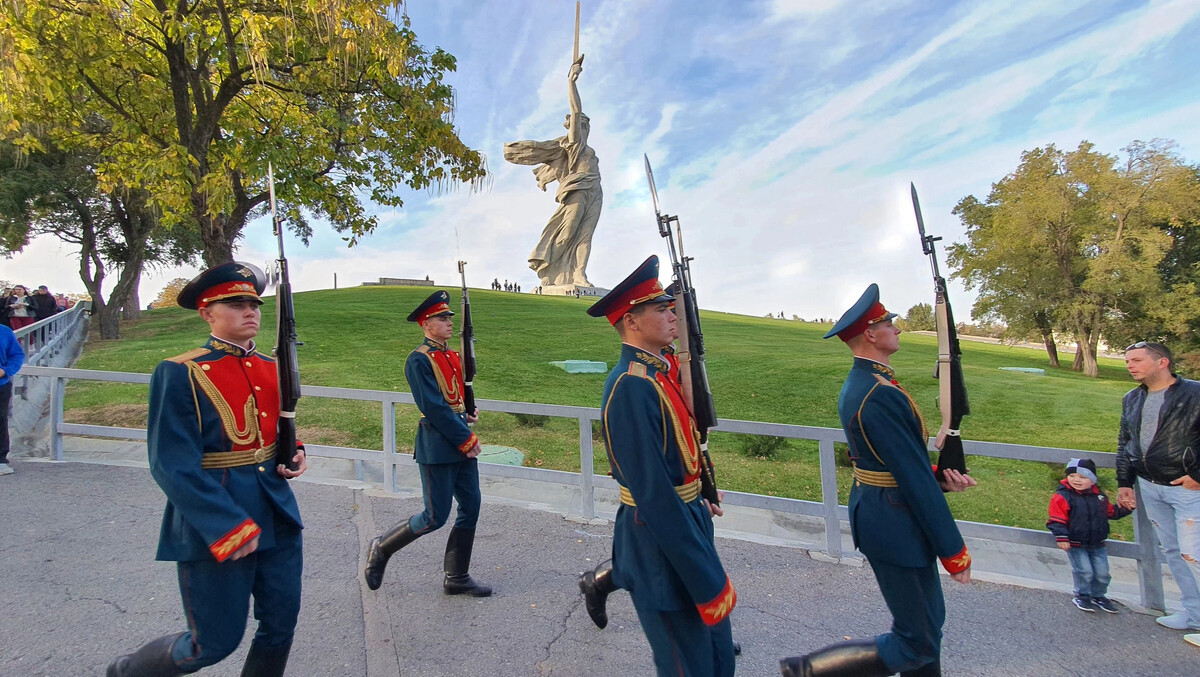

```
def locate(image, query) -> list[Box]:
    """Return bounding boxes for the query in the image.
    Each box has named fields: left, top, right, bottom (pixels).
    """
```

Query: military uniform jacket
left=602, top=344, right=736, bottom=625
left=405, top=337, right=479, bottom=464
left=840, top=357, right=970, bottom=573
left=148, top=337, right=303, bottom=563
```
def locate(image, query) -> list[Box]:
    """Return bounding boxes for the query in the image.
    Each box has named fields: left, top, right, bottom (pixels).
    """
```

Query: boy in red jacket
left=1048, top=458, right=1133, bottom=613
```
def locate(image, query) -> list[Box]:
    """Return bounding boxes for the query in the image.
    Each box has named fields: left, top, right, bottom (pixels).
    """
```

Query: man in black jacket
left=31, top=285, right=59, bottom=320
left=1115, top=342, right=1200, bottom=638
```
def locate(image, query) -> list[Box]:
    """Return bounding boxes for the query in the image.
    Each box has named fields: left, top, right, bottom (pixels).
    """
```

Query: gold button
left=261, top=412, right=268, bottom=418
left=254, top=386, right=261, bottom=391
left=245, top=361, right=253, bottom=367
left=201, top=364, right=210, bottom=371
left=258, top=466, right=265, bottom=472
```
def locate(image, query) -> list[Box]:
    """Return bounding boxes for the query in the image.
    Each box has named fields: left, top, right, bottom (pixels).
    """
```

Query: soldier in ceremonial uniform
left=363, top=290, right=491, bottom=596
left=781, top=284, right=972, bottom=677
left=587, top=255, right=736, bottom=677
left=107, top=262, right=308, bottom=677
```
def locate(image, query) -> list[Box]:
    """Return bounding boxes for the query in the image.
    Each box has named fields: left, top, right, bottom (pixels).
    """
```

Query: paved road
left=1, top=461, right=1195, bottom=676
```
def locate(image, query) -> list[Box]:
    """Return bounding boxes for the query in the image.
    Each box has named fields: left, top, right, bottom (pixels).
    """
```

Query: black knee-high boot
left=900, top=658, right=940, bottom=676
left=578, top=564, right=617, bottom=629
left=364, top=521, right=420, bottom=591
left=240, top=640, right=292, bottom=677
left=779, top=638, right=890, bottom=677
left=106, top=632, right=186, bottom=677
left=442, top=526, right=492, bottom=596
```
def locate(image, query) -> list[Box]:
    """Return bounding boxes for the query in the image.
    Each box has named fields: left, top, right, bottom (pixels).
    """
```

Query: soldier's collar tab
left=207, top=335, right=255, bottom=356
left=423, top=337, right=448, bottom=351
left=854, top=356, right=894, bottom=379
left=624, top=343, right=668, bottom=372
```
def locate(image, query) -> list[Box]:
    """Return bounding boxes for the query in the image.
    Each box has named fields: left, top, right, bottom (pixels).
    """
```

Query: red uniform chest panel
left=428, top=349, right=465, bottom=406
left=191, top=353, right=280, bottom=450
left=655, top=370, right=701, bottom=481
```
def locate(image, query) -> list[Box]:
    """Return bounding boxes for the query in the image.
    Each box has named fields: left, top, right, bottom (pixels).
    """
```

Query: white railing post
left=382, top=400, right=397, bottom=493
left=50, top=376, right=65, bottom=461
left=818, top=437, right=842, bottom=559
left=579, top=416, right=595, bottom=518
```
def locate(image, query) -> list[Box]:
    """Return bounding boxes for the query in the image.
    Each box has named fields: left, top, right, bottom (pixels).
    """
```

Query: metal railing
left=13, top=302, right=90, bottom=365
left=21, top=364, right=1165, bottom=610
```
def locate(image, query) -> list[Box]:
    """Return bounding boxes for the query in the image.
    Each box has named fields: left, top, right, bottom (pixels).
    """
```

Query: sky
left=7, top=0, right=1200, bottom=321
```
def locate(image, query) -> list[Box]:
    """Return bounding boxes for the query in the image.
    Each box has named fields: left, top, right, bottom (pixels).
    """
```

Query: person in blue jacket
left=0, top=322, right=25, bottom=476
left=363, top=290, right=491, bottom=596
left=107, top=262, right=308, bottom=677
left=587, top=255, right=736, bottom=677
left=781, top=284, right=973, bottom=677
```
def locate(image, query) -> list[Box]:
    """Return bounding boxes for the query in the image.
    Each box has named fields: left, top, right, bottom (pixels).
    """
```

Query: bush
left=738, top=434, right=788, bottom=459
left=513, top=412, right=550, bottom=428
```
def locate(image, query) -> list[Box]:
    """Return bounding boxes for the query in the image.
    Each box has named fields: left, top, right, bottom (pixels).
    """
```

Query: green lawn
left=66, top=285, right=1138, bottom=539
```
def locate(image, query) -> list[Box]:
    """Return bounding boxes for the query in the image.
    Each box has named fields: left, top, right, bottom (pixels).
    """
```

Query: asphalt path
left=1, top=461, right=1195, bottom=676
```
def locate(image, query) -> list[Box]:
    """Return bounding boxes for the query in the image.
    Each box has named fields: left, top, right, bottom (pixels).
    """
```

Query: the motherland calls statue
left=503, top=54, right=601, bottom=289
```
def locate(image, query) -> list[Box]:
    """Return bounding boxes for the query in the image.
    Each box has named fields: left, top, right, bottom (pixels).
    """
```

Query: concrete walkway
left=2, top=457, right=1197, bottom=676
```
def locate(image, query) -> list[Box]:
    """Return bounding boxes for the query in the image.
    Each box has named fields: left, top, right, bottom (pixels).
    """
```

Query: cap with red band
left=587, top=255, right=674, bottom=326
left=822, top=283, right=897, bottom=342
left=177, top=262, right=266, bottom=310
left=407, top=290, right=455, bottom=324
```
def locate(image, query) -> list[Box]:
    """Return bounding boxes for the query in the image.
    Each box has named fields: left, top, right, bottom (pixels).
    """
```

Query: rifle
left=645, top=154, right=720, bottom=506
left=911, top=182, right=969, bottom=481
left=457, top=260, right=477, bottom=416
left=268, top=163, right=301, bottom=471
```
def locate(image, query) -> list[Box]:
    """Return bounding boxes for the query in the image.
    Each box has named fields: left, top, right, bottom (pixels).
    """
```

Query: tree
left=0, top=135, right=198, bottom=338
left=151, top=277, right=191, bottom=309
left=1, top=1, right=487, bottom=266
left=949, top=140, right=1200, bottom=376
left=901, top=303, right=935, bottom=332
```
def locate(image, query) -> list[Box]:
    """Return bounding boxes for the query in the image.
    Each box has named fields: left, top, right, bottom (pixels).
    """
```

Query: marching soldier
left=587, top=256, right=736, bottom=677
left=363, top=290, right=491, bottom=596
left=107, top=262, right=308, bottom=677
left=781, top=284, right=972, bottom=677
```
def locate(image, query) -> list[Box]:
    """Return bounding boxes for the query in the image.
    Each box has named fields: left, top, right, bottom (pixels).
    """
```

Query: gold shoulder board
left=167, top=348, right=209, bottom=364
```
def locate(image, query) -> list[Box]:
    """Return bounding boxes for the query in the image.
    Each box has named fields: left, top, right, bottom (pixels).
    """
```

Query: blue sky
left=12, top=0, right=1200, bottom=321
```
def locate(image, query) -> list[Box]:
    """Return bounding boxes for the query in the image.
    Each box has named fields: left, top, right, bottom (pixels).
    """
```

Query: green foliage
left=900, top=302, right=935, bottom=331
left=949, top=139, right=1200, bottom=377
left=0, top=1, right=487, bottom=264
left=65, top=286, right=1139, bottom=538
left=737, top=434, right=788, bottom=459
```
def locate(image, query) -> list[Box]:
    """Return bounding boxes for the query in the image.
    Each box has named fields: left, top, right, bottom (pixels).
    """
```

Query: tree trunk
left=1072, top=347, right=1084, bottom=372
left=1043, top=337, right=1060, bottom=367
left=1034, top=310, right=1059, bottom=368
left=122, top=279, right=141, bottom=320
left=198, top=210, right=240, bottom=266
left=95, top=302, right=120, bottom=339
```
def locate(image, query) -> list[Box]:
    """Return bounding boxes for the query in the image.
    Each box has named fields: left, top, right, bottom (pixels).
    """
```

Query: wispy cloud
left=16, top=0, right=1200, bottom=325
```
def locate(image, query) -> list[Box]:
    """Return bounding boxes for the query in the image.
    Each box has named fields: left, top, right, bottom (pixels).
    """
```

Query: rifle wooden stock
left=646, top=155, right=720, bottom=505
left=912, top=182, right=969, bottom=481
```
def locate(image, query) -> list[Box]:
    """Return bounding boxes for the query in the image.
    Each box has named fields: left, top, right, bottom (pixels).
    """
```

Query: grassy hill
left=65, top=285, right=1137, bottom=538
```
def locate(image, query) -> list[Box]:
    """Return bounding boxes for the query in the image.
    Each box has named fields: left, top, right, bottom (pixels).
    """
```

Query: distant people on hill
left=492, top=278, right=500, bottom=291
left=1047, top=458, right=1132, bottom=613
left=1116, top=341, right=1200, bottom=647
left=6, top=286, right=34, bottom=331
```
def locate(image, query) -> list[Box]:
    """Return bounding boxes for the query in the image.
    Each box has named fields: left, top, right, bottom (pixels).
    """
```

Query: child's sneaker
left=1073, top=596, right=1095, bottom=612
left=1092, top=597, right=1119, bottom=613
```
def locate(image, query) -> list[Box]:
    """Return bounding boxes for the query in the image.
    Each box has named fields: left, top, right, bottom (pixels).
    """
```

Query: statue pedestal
left=539, top=284, right=609, bottom=298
